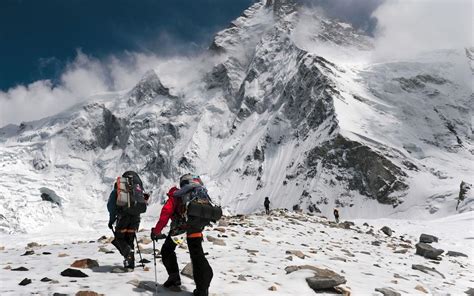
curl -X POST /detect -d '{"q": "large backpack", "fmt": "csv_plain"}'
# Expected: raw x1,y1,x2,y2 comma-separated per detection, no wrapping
170,178,222,235
116,171,147,215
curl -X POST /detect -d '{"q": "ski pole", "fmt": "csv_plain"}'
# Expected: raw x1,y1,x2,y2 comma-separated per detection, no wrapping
134,233,145,269
152,239,158,295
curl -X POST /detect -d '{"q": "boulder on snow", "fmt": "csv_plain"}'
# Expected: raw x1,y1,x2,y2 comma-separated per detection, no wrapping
71,259,99,269
285,250,306,259
19,278,32,286
446,251,468,258
412,264,445,278
12,266,29,271
207,235,226,246
380,226,393,237
21,250,35,256
419,233,438,243
181,262,193,279
305,267,347,291
375,287,401,296
415,242,444,260
76,291,103,296
26,242,40,248
465,288,474,295
40,277,52,282
61,268,89,278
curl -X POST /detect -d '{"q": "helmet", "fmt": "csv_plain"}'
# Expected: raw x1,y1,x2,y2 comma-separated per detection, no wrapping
179,173,203,187
179,173,193,188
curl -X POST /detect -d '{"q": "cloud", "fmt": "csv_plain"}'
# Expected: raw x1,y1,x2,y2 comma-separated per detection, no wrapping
372,0,473,60
0,50,163,127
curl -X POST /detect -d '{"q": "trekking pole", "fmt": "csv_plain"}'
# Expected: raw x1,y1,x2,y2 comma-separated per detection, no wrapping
152,239,158,295
134,233,145,269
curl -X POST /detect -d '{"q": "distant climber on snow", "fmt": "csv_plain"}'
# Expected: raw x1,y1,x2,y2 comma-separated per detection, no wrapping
264,196,270,215
333,208,340,223
107,171,149,270
151,173,222,296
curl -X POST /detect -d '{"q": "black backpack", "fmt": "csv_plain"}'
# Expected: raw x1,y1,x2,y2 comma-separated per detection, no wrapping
116,171,147,215
170,184,222,235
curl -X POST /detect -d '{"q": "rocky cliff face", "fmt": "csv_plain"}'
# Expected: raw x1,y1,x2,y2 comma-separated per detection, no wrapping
0,0,472,233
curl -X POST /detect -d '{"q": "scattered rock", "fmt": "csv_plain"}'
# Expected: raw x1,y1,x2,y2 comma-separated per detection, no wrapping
285,250,306,259
284,266,299,274
415,243,444,260
214,227,226,233
27,242,40,248
111,268,128,273
139,258,151,263
138,237,152,245
334,285,352,296
380,226,393,237
42,251,52,255
40,277,52,282
465,288,474,295
372,241,382,246
412,264,445,278
98,236,114,244
21,250,35,256
19,278,32,286
53,293,68,296
305,267,347,291
181,262,193,279
394,249,408,254
12,266,29,271
268,285,277,291
415,285,429,293
71,259,99,269
3,265,11,269
0,246,5,251
360,251,371,255
446,251,468,257
98,247,111,253
207,236,226,246
61,268,89,278
238,275,247,281
375,287,401,296
58,253,69,257
76,291,102,296
419,234,438,243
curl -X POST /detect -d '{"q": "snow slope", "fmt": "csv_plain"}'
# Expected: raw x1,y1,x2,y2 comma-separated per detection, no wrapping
0,211,472,295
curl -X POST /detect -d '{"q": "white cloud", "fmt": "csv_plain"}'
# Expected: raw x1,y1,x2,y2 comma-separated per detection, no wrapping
0,50,163,127
372,0,473,60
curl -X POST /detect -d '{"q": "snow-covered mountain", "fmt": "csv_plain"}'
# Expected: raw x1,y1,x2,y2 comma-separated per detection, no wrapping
0,0,473,234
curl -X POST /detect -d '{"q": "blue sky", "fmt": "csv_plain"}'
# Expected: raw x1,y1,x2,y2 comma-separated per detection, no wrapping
0,0,254,90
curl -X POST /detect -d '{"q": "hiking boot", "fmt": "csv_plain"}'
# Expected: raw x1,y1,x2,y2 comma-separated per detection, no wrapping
124,252,135,269
163,273,181,288
193,289,209,296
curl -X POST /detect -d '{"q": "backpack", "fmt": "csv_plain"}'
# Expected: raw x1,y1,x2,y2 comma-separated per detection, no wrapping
116,171,147,215
170,181,222,235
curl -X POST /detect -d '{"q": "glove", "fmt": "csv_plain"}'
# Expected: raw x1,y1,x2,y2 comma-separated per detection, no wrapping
151,228,166,241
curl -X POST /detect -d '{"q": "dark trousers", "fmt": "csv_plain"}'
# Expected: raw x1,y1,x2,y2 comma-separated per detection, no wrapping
113,214,140,258
265,206,270,215
161,235,213,294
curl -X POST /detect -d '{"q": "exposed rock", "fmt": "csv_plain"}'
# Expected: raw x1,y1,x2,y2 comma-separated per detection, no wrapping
446,251,468,257
380,226,393,237
371,241,382,246
26,242,40,248
97,236,114,244
40,277,52,282
181,262,193,279
419,233,438,243
58,253,69,257
415,285,429,293
42,251,52,255
138,237,152,245
305,267,347,291
415,243,444,259
76,291,102,296
238,274,247,281
98,247,112,253
465,288,474,295
0,246,4,251
412,264,445,278
60,268,89,278
285,250,306,259
19,278,32,286
71,259,99,269
375,287,401,296
3,265,11,269
268,285,277,291
139,258,151,264
21,250,35,256
207,235,226,246
12,266,29,271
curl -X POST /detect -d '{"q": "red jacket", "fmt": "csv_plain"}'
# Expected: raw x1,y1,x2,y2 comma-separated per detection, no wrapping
152,186,180,235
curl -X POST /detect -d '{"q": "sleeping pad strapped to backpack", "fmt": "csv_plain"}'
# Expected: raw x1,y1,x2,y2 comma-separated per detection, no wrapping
116,171,147,215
